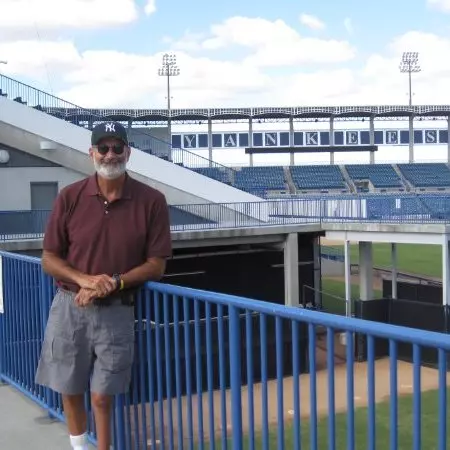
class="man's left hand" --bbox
[75,288,99,307]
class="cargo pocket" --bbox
[109,332,135,374]
[50,334,78,363]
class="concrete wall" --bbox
[0,167,84,210]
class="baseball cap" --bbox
[91,121,129,146]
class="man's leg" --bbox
[35,290,92,450]
[91,301,135,449]
[91,393,113,450]
[63,394,87,435]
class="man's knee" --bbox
[91,392,113,411]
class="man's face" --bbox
[89,137,131,180]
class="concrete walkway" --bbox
[0,383,96,449]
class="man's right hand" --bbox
[77,274,117,297]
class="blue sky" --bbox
[0,0,450,109]
[70,0,444,56]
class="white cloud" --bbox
[0,0,138,30]
[144,0,156,15]
[0,15,449,110]
[177,17,355,67]
[344,18,353,35]
[427,0,450,12]
[299,14,325,31]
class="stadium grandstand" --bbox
[3,72,450,223]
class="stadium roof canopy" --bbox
[41,105,450,123]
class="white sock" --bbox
[69,432,88,450]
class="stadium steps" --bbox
[392,164,412,192]
[284,166,298,194]
[0,74,260,199]
[339,165,357,193]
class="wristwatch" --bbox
[112,273,124,291]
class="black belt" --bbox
[94,293,135,307]
[60,287,135,307]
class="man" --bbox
[35,121,172,450]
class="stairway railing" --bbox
[0,73,237,183]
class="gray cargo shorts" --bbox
[35,289,135,396]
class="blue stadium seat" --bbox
[192,167,232,184]
[345,164,403,189]
[398,163,450,188]
[289,165,347,190]
[233,166,287,195]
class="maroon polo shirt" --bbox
[43,173,172,292]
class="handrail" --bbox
[0,73,237,176]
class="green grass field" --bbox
[320,242,442,315]
[235,246,445,450]
[228,388,448,450]
[331,242,442,278]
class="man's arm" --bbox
[42,251,116,296]
[120,257,166,289]
[42,250,85,286]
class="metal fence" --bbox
[0,73,235,176]
[1,251,449,449]
[2,194,450,241]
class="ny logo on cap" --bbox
[105,123,116,132]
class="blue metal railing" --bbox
[2,193,450,241]
[1,251,450,449]
[0,73,237,179]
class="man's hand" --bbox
[74,288,98,307]
[77,274,117,297]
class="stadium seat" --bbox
[233,166,287,196]
[398,163,450,188]
[345,164,403,189]
[192,167,232,184]
[289,165,347,191]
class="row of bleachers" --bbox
[234,166,287,192]
[189,163,450,198]
[398,163,450,188]
[345,164,403,188]
[192,167,232,184]
[290,165,347,190]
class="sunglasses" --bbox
[96,143,125,155]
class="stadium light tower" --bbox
[399,52,421,107]
[158,53,180,139]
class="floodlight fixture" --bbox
[158,53,180,139]
[399,51,421,106]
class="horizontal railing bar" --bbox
[148,281,450,350]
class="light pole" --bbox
[158,53,180,148]
[399,52,421,107]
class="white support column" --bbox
[442,235,450,306]
[208,118,213,166]
[344,240,351,316]
[391,243,397,299]
[359,241,373,301]
[409,115,414,163]
[289,117,295,166]
[284,232,299,307]
[313,237,321,308]
[369,117,375,164]
[329,117,335,165]
[249,118,254,167]
[447,118,450,165]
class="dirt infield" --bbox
[131,343,444,447]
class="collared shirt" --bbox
[43,173,172,292]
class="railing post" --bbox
[228,305,243,450]
[113,395,126,450]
